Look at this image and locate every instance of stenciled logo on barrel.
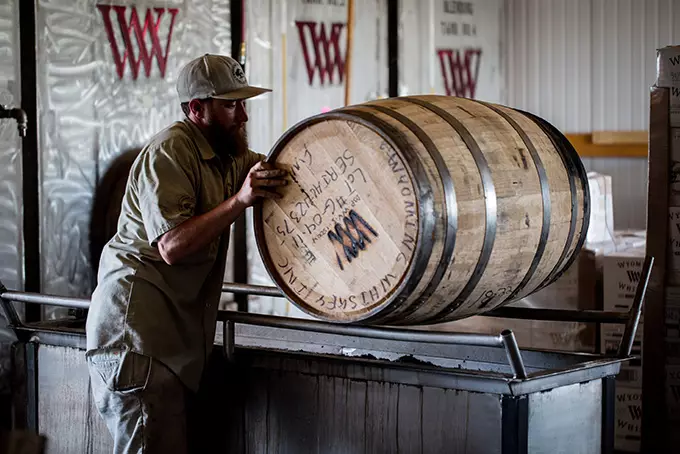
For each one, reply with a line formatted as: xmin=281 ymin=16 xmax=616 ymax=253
xmin=327 ymin=209 xmax=378 ymax=271
xmin=262 ymin=123 xmax=418 ymax=316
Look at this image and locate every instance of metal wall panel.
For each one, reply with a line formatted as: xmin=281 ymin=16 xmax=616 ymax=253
xmin=35 ymin=0 xmax=231 ymax=303
xmin=505 ymin=0 xmax=680 ymax=230
xmin=0 ymin=0 xmax=22 ymax=293
xmin=0 ymin=0 xmax=21 ymax=395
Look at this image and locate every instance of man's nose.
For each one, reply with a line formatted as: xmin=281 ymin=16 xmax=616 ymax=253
xmin=237 ymin=101 xmax=248 ymax=123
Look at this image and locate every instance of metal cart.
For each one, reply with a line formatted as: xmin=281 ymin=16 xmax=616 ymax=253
xmin=0 ymin=257 xmax=652 ymax=454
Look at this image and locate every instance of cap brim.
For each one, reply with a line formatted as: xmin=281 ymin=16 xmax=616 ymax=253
xmin=212 ymin=86 xmax=272 ymax=100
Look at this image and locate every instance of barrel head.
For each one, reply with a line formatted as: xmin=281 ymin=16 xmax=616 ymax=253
xmin=254 ymin=116 xmax=421 ymax=322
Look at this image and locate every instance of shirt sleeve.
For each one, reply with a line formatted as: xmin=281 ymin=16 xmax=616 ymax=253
xmin=133 ymin=138 xmax=199 ymax=245
xmin=236 ymin=149 xmax=266 ymax=188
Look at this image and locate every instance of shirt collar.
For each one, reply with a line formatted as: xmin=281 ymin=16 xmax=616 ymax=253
xmin=183 ymin=119 xmax=217 ymax=161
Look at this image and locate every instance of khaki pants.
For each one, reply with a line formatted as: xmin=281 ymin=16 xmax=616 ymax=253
xmin=86 ymin=348 xmax=190 ymax=454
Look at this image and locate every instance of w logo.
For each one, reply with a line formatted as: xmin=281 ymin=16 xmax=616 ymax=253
xmin=327 ymin=210 xmax=378 ymax=271
xmin=97 ymin=5 xmax=179 ymax=80
xmin=627 ymin=270 xmax=642 ymax=283
xmin=296 ymin=21 xmax=346 ymax=87
xmin=437 ymin=48 xmax=482 ymax=98
xmin=627 ymin=404 xmax=642 ymax=420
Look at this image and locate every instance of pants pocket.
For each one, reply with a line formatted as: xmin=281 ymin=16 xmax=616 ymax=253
xmin=87 ymin=348 xmax=152 ymax=393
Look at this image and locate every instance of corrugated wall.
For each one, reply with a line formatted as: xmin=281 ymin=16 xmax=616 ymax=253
xmin=505 ymin=0 xmax=680 ymax=230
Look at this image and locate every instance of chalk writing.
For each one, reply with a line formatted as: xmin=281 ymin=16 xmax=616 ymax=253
xmin=334 ymin=149 xmax=355 ymax=174
xmin=276 ymin=256 xmax=316 ymax=299
xmin=290 ymin=145 xmax=313 ymax=185
xmin=276 ymin=218 xmax=294 ymax=237
xmin=347 ymin=167 xmax=367 ymax=185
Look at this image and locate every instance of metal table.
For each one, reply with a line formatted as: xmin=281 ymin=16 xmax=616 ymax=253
xmin=0 ymin=257 xmax=652 ymax=454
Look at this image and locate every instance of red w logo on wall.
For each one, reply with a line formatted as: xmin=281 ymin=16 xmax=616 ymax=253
xmin=97 ymin=5 xmax=179 ymax=80
xmin=437 ymin=48 xmax=482 ymax=98
xmin=295 ymin=21 xmax=346 ymax=87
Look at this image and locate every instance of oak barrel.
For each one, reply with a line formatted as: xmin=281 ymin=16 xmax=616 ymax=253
xmin=254 ymin=95 xmax=590 ymax=325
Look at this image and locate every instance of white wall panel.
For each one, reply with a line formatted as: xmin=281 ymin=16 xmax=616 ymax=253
xmin=399 ymin=0 xmax=504 ymax=102
xmin=505 ymin=0 xmax=592 ymax=132
xmin=505 ymin=0 xmax=680 ymax=230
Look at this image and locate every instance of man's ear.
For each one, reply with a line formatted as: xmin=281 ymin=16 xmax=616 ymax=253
xmin=188 ymin=99 xmax=205 ymax=119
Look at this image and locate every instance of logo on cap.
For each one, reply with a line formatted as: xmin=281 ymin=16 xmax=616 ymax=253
xmin=232 ymin=65 xmax=247 ymax=85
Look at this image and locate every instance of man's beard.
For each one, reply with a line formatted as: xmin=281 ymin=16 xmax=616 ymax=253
xmin=207 ymin=122 xmax=249 ymax=158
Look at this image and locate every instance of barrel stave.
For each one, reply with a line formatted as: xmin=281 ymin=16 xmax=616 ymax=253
xmin=255 ymin=95 xmax=589 ymax=325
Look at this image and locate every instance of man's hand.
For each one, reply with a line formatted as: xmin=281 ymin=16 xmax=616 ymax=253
xmin=236 ymin=161 xmax=288 ymax=207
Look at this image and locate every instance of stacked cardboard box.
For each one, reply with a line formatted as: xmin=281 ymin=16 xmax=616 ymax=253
xmin=642 ymin=44 xmax=680 ymax=453
xmin=600 ymin=245 xmax=646 ymax=452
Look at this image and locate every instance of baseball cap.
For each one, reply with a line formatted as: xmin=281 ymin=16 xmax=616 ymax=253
xmin=176 ymin=54 xmax=272 ymax=103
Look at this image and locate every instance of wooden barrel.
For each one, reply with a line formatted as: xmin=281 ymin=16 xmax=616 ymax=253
xmin=253 ymin=95 xmax=589 ymax=325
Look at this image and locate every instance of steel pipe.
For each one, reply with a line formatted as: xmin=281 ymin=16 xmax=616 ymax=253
xmin=486 ymin=307 xmax=629 ymax=324
xmin=502 ymin=329 xmax=528 ymax=379
xmin=618 ymin=255 xmax=653 ymax=358
xmin=221 ymin=282 xmax=284 ymax=298
xmin=218 ymin=310 xmax=505 ymax=347
xmin=0 ymin=290 xmax=90 ymax=310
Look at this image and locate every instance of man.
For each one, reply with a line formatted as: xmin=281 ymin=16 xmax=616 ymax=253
xmin=85 ymin=54 xmax=286 ymax=453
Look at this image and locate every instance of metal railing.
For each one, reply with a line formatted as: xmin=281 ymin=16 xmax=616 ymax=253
xmin=0 ymin=256 xmax=653 ymax=381
xmin=218 ymin=310 xmax=529 ymax=378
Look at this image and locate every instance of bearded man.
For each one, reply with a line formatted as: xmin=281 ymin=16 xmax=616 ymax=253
xmin=85 ymin=54 xmax=287 ymax=453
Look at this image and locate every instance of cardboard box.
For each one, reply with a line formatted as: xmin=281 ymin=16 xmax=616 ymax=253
xmin=669 ymin=129 xmax=680 ymax=206
xmin=615 ymin=386 xmax=643 ymax=453
xmin=667 ymin=365 xmax=680 ymax=423
xmin=602 ymin=247 xmax=646 ymax=312
xmin=601 ymin=324 xmax=643 ymax=387
xmin=656 ymin=45 xmax=680 ymax=127
xmin=586 ymin=172 xmax=615 ymax=244
xmin=665 ymin=287 xmax=680 ymax=365
xmin=655 ymin=45 xmax=680 ymax=88
xmin=641 ymin=49 xmax=677 ymax=454
xmin=600 ymin=245 xmax=645 ymax=387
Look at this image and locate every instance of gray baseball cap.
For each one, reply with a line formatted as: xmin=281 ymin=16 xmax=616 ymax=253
xmin=176 ymin=53 xmax=272 ymax=103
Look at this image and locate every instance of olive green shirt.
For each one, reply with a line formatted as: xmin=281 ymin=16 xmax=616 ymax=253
xmin=86 ymin=119 xmax=262 ymax=392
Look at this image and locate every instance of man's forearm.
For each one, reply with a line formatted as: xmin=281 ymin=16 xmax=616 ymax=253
xmin=157 ymin=195 xmax=248 ymax=265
